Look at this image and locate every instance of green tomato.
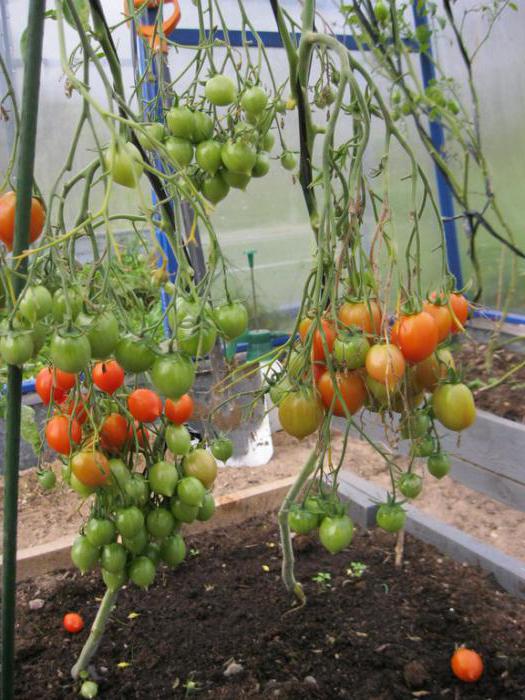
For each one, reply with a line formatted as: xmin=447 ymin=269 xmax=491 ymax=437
xmin=166 ymin=107 xmax=195 ymax=140
xmin=148 ymin=460 xmax=178 ymax=497
xmin=144 ymin=541 xmax=162 ymax=565
xmin=170 ymin=497 xmax=199 ymax=523
xmin=151 ymin=352 xmax=195 ymax=398
xmin=136 ymin=122 xmax=165 ymax=151
xmin=101 ymin=542 xmax=127 ymax=573
xmin=115 ymin=506 xmax=145 ymax=539
xmin=50 ymin=330 xmax=91 ymax=373
xmin=319 ymin=514 xmax=354 ymax=553
xmin=280 ymin=151 xmax=297 ymax=171
xmin=197 ymin=492 xmax=216 ymax=521
xmin=400 ymin=412 xmax=431 ymax=440
xmin=115 ymin=335 xmax=155 ymax=373
xmin=105 ymin=142 xmax=143 ymax=188
xmin=288 ymin=507 xmax=319 ymax=535
xmin=176 ymin=317 xmax=217 ymax=357
xmin=398 ymin=472 xmax=423 ymax=499
xmin=432 ymin=383 xmax=476 ymax=432
xmin=191 ymin=111 xmax=214 ymax=143
xmin=122 ymin=527 xmax=148 ymax=555
xmin=52 ymin=289 xmax=82 ymax=323
xmin=427 ymin=452 xmax=451 ymax=479
xmin=129 ymin=555 xmax=156 ymax=589
xmin=124 ymin=473 xmax=150 ymax=506
xmin=221 ymin=140 xmax=257 ymax=175
xmin=37 ymin=469 xmax=56 ymax=491
xmin=0 ymin=330 xmax=34 ymax=365
xmin=252 ymin=152 xmax=270 ymax=178
xmin=165 ymin=137 xmax=194 ymax=168
xmin=261 ymin=131 xmax=275 ymax=151
xmin=146 ymin=507 xmax=175 ymax=539
xmin=182 ymin=449 xmax=217 ymax=488
xmin=102 ymin=568 xmax=127 ymax=592
xmin=205 ymin=75 xmax=237 ymax=106
xmin=269 ymin=377 xmax=292 ymax=405
xmin=411 ymin=435 xmax=435 ymax=458
xmin=210 ymin=437 xmax=233 ymax=462
xmin=376 ymin=503 xmax=406 ymax=533
xmin=374 ymin=1 xmax=389 ymax=24
xmin=160 ymin=533 xmax=186 ymax=568
xmin=196 ymin=140 xmax=223 ymax=174
xmin=19 ymin=285 xmax=53 ymax=321
xmin=177 ymin=476 xmax=205 ymax=507
xmin=333 ymin=335 xmax=369 ymax=370
xmin=109 ymin=458 xmax=131 ymax=493
xmin=77 ymin=310 xmax=120 ymax=360
xmin=71 ymin=535 xmax=100 ymax=574
xmin=80 ymin=680 xmax=99 ymax=699
xmin=215 ymin=301 xmax=248 ymax=340
xmin=222 ymin=170 xmax=251 ymax=190
xmin=201 ymin=172 xmax=230 ymax=204
xmin=166 ymin=424 xmax=192 ymax=456
xmin=241 ymin=86 xmax=268 ymax=115
xmin=70 ymin=473 xmax=96 ymax=498
xmin=30 ymin=321 xmax=48 ymax=354
xmin=85 ymin=518 xmax=116 ymax=547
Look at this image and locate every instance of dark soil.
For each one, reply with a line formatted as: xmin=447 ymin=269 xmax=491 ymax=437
xmin=14 ymin=515 xmax=525 ymax=699
xmin=456 ymin=338 xmax=525 ymax=423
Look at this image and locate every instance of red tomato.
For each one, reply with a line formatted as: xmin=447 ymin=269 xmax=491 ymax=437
xmin=312 ymin=361 xmax=326 ymax=384
xmin=35 ymin=368 xmax=66 ymax=405
xmin=318 ymin=370 xmax=366 ymax=417
xmin=365 ymin=343 xmax=406 ymax=388
xmin=63 ymin=612 xmax=84 ymax=634
xmin=128 ymin=388 xmax=162 ymax=423
xmin=45 ymin=415 xmax=82 ymax=455
xmin=423 ymin=302 xmax=452 ymax=343
xmin=391 ymin=311 xmax=438 ymax=363
xmin=92 ymin=360 xmax=125 ymax=395
xmin=0 ymin=191 xmax=45 ymax=251
xmin=100 ymin=413 xmax=128 ymax=453
xmin=54 ymin=368 xmax=77 ymax=391
xmin=312 ymin=319 xmax=336 ymax=362
xmin=338 ymin=300 xmax=382 ymax=335
xmin=165 ymin=394 xmax=194 ymax=424
xmin=449 ymin=293 xmax=469 ymax=333
xmin=298 ymin=317 xmax=313 ymax=343
xmin=451 ymin=647 xmax=483 ymax=683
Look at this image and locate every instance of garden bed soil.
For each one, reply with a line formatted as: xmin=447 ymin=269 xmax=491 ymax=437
xmin=456 ymin=338 xmax=525 ymax=423
xmin=14 ymin=514 xmax=525 ymax=699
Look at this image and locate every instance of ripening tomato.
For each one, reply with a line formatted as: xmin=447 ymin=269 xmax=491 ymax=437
xmin=365 ymin=343 xmax=405 ymax=388
xmin=298 ymin=317 xmax=313 ymax=343
xmin=165 ymin=394 xmax=194 ymax=424
xmin=35 ymin=368 xmax=67 ymax=405
xmin=312 ymin=319 xmax=336 ymax=362
xmin=414 ymin=348 xmax=455 ymax=392
xmin=451 ymin=648 xmax=483 ymax=683
xmin=391 ymin=311 xmax=438 ymax=363
xmin=71 ymin=450 xmax=110 ymax=488
xmin=423 ymin=302 xmax=452 ymax=343
xmin=338 ymin=300 xmax=382 ymax=335
xmin=432 ymin=383 xmax=476 ymax=431
xmin=318 ymin=370 xmax=366 ymax=417
xmin=128 ymin=388 xmax=162 ymax=423
xmin=45 ymin=415 xmax=82 ymax=455
xmin=92 ymin=360 xmax=125 ymax=395
xmin=278 ymin=389 xmax=324 ymax=439
xmin=63 ymin=612 xmax=84 ymax=634
xmin=0 ymin=191 xmax=46 ymax=250
xmin=100 ymin=413 xmax=128 ymax=453
xmin=449 ymin=293 xmax=469 ymax=333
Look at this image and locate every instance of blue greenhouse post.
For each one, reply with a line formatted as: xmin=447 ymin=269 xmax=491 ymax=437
xmin=412 ymin=1 xmax=463 ymax=290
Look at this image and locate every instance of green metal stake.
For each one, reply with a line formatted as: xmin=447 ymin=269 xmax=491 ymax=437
xmin=1 ymin=2 xmax=46 ymax=698
xmin=245 ymin=249 xmax=258 ymax=328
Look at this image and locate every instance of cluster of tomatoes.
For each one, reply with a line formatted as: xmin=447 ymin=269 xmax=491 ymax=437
xmin=271 ymin=291 xmax=475 ymax=546
xmin=107 ymin=75 xmax=295 ymax=203
xmin=24 ymin=288 xmax=247 ymax=590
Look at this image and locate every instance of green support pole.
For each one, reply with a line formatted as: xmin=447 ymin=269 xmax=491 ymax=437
xmin=1 ymin=2 xmax=46 ymax=698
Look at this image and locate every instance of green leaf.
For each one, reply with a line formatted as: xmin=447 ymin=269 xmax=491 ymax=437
xmin=20 ymin=404 xmax=41 ymax=455
xmin=63 ymin=0 xmax=90 ymax=30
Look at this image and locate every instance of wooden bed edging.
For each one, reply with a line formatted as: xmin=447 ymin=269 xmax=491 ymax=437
xmin=9 ymin=476 xmax=296 ymax=582
xmin=338 ymin=470 xmax=525 ymax=599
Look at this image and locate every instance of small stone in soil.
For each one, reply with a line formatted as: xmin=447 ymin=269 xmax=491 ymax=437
xmin=29 ymin=598 xmax=45 ymax=610
xmin=224 ymin=661 xmax=243 ymax=677
xmin=304 ymin=675 xmax=318 ymax=687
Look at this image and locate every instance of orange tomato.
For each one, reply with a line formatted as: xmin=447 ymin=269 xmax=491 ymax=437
xmin=451 ymin=647 xmax=483 ymax=683
xmin=365 ymin=343 xmax=405 ymax=388
xmin=312 ymin=319 xmax=336 ymax=362
xmin=128 ymin=388 xmax=162 ymax=423
xmin=71 ymin=450 xmax=110 ymax=487
xmin=0 ymin=191 xmax=45 ymax=251
xmin=414 ymin=349 xmax=455 ymax=391
xmin=318 ymin=370 xmax=366 ymax=417
xmin=338 ymin=300 xmax=382 ymax=335
xmin=53 ymin=368 xmax=77 ymax=391
xmin=391 ymin=311 xmax=438 ymax=363
xmin=449 ymin=293 xmax=469 ymax=333
xmin=35 ymin=368 xmax=67 ymax=406
xmin=45 ymin=415 xmax=82 ymax=455
xmin=165 ymin=394 xmax=194 ymax=424
xmin=298 ymin=317 xmax=313 ymax=343
xmin=423 ymin=302 xmax=452 ymax=343
xmin=100 ymin=413 xmax=129 ymax=453
xmin=63 ymin=612 xmax=84 ymax=634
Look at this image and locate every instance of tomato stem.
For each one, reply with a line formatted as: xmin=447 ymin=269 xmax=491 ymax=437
xmin=71 ymin=588 xmax=119 ymax=680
